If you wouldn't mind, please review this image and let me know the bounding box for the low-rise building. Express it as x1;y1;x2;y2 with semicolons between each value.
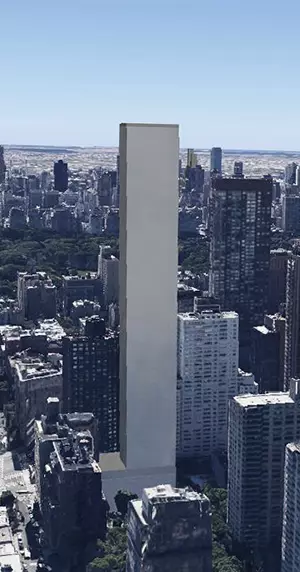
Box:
35;398;106;570
62;273;102;315
8;351;62;444
127;484;212;571
0;506;22;572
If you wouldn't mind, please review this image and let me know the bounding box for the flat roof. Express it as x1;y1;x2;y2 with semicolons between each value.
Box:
253;325;272;335
234;392;293;407
100;452;126;472
178;311;238;320
120;122;178;128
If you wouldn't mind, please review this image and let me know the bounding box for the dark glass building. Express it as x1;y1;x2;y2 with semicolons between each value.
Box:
62;318;119;453
54;159;68;192
0;146;6;184
209;177;272;367
251;315;285;393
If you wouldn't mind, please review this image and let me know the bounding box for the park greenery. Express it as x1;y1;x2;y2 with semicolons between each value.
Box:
0;228;210;299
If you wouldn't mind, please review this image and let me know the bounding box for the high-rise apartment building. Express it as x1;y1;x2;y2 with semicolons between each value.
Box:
281;442;300;572
63;318;119;453
17;271;57;320
54;159;68;192
284;162;298;185
210;147;222;173
177;309;257;458
233;161;244;178
251;314;285;393
228;379;300;568
0;146;6;183
118;123;178;476
209;177;272;366
282;194;300;234
187;148;197;168
268;248;289;314
284;248;300;389
98;245;119;305
126;484;212;572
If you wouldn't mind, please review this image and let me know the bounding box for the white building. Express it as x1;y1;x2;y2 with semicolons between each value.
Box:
177;309;257;458
228;380;300;564
119;122;179;471
101;123;179;505
281;442;300;572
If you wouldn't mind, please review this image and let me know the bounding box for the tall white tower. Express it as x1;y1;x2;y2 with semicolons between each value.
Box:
177;309;239;457
119;123;179;473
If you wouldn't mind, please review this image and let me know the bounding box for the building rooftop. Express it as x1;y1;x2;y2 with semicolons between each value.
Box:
234;392;293;407
178;310;238;321
286;442;300;454
253;325;272;335
10;353;61;382
50;432;101;474
37;319;66;341
62;273;98;282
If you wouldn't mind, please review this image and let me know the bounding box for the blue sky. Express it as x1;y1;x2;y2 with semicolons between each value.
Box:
1;0;299;149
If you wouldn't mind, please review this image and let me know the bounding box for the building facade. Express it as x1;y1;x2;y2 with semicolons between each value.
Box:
54;159;68;192
284;249;300;389
17;271;57;320
177;309;257;458
126;484;212;572
210;147;222;173
227;380;300;569
281;442;300;572
35;398;106;571
119;123;178;474
209;177;272;367
62;319;119;454
268;249;289;314
251;314;285;393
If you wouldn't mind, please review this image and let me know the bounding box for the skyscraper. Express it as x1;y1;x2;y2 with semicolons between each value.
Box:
187;148;197;168
54;159;68;192
210;147;222;173
282;194;300;234
209;177;272;367
62;318;119;453
0;146;6;183
233;161;243;178
126;485;212;572
281;442;300;572
268;248;289;314
251;314;285;393
119;123;179;473
227;379;300;570
284;247;300;389
177;308;256;458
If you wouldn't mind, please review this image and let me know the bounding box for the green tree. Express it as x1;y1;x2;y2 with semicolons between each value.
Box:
114;490;137;518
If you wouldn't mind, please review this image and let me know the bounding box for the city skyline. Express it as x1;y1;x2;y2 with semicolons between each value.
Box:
2;0;300;149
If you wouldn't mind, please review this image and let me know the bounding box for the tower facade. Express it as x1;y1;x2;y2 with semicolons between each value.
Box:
119;123;179;472
177;309;239;457
62;319;119;454
0;146;6;183
281;442;300;572
227;380;300;566
126;485;212;572
210;147;222;173
54;159;68;192
284;249;300;389
209;177;272;366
